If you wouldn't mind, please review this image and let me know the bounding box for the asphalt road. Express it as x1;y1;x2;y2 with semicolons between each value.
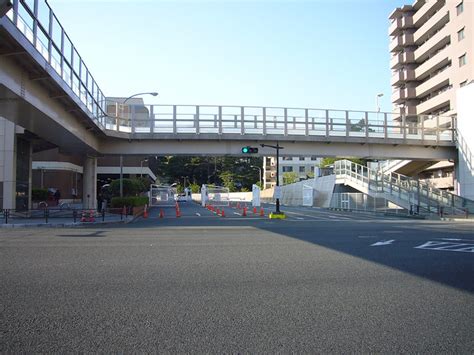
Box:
1;203;473;352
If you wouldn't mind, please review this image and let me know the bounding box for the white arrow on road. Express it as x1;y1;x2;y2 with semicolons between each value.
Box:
371;240;395;246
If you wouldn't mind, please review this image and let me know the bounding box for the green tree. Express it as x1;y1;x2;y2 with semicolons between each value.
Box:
110;178;147;197
283;172;299;185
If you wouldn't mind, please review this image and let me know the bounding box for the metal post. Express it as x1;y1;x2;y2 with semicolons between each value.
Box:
120;155;123;197
276;142;281;213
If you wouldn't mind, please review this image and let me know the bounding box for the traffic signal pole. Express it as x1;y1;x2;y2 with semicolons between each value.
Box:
260;142;285;219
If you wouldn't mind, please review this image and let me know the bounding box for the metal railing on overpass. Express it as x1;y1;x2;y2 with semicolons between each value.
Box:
2;1;457;147
4;0;108;128
105;103;456;144
334;159;474;216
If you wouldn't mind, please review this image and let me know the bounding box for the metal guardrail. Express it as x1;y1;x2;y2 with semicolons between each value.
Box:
4;0;108;128
1;208;130;224
105;103;456;143
334;159;473;216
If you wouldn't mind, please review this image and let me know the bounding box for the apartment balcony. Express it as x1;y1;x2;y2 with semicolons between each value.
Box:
391;68;416;86
390;51;416;69
416;88;451;115
415;67;451;98
390;35;403;52
393;104;417;120
413;0;445;27
414;30;450;63
420;176;453;189
392;87;416;104
415;45;450;80
414;9;449;44
389;18;402;36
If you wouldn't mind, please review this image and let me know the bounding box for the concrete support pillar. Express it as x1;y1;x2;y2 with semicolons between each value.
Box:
83;156;97;210
0;117;16;209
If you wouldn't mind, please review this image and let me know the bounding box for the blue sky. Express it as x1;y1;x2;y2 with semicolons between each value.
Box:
48;0;408;112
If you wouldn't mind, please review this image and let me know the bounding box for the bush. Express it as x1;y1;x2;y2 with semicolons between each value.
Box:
110;196;149;208
110;178;148;197
32;188;48;201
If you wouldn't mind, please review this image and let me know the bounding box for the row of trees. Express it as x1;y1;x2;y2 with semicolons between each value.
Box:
104;156;368;199
148;156;263;192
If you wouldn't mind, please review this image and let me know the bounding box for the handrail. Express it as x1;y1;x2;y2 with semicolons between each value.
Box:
103;103;456;143
4;0;108;129
334;159;474;214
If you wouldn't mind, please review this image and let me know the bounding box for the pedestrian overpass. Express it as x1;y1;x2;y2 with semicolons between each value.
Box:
0;0;471;210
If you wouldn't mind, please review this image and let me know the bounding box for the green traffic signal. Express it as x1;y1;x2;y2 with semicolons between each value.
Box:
242;146;258;154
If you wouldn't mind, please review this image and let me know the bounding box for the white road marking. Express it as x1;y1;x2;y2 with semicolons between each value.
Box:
371;240;395;246
415;241;474;253
233;212;241;216
295;217;305;220
439;238;474;242
382;230;403;234
195;213;201;217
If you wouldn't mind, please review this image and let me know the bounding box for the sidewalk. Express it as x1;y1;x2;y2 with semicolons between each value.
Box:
0;213;134;228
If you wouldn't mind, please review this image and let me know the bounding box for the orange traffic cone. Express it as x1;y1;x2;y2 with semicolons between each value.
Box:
176;208;181;218
253;206;257;214
143;204;148;219
260;208;265;217
216;208;220;216
221;209;225;217
159;209;164;218
237;202;241;209
80;210;86;222
242;207;247;217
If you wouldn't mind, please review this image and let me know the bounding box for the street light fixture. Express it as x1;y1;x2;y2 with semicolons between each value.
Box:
250;165;262;187
140;158;148;177
376;93;384;113
123;92;158;105
119;92;158;198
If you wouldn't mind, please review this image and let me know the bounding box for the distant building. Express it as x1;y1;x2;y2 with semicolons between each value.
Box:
263;156;321;188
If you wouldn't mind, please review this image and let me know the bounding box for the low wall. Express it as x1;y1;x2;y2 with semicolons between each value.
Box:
260;174;336;208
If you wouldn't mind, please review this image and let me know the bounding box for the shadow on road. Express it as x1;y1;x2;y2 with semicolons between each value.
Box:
98;202;474;293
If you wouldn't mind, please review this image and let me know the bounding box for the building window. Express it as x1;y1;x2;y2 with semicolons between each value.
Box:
458;28;465;41
456;1;463;15
459;54;467;67
282;157;292;161
311;156;318;161
460;80;468;87
299;157;305;161
299;166;305;173
282;166;293;172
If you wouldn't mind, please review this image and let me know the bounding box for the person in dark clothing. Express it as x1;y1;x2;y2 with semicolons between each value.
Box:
54;189;61;205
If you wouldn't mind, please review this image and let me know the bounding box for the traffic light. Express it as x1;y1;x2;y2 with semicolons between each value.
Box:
241;146;258;154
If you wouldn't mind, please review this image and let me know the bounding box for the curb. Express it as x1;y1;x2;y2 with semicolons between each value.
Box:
0;219;131;228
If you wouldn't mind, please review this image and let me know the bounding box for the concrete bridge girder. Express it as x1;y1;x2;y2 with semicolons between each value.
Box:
99;138;457;160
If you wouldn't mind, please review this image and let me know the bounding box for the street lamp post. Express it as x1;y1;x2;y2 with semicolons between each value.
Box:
123;92;158;105
250;165;262;187
119;92;158;197
376;93;384;113
260;142;285;219
140;158;148;177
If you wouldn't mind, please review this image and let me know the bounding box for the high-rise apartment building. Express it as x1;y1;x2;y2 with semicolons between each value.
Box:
389;0;473;119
